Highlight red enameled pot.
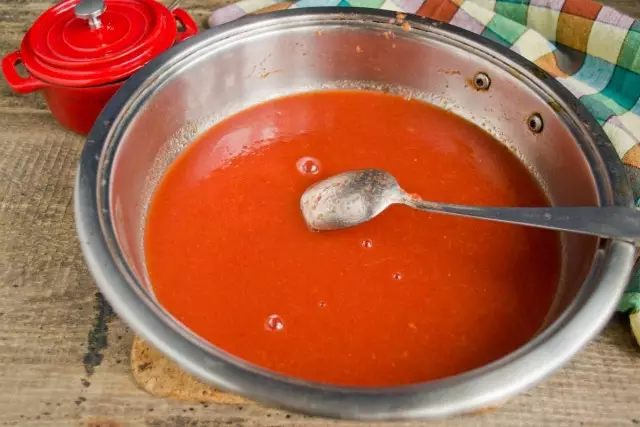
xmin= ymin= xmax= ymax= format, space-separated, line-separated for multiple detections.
xmin=1 ymin=0 xmax=198 ymax=135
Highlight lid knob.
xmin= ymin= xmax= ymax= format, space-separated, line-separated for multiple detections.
xmin=74 ymin=0 xmax=106 ymax=30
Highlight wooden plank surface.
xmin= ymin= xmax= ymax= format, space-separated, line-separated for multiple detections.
xmin=1 ymin=1 xmax=639 ymax=426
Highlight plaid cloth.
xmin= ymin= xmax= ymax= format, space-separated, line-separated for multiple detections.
xmin=210 ymin=0 xmax=640 ymax=342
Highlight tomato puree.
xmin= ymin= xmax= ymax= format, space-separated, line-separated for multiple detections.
xmin=145 ymin=90 xmax=561 ymax=387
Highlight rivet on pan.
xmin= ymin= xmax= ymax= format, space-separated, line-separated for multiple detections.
xmin=527 ymin=113 xmax=544 ymax=133
xmin=473 ymin=72 xmax=491 ymax=90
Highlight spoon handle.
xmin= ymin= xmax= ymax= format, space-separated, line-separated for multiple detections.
xmin=402 ymin=197 xmax=640 ymax=241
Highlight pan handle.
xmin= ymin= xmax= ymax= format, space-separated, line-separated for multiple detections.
xmin=2 ymin=51 xmax=48 ymax=94
xmin=173 ymin=9 xmax=198 ymax=43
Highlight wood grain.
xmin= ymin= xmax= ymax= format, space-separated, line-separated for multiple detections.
xmin=0 ymin=1 xmax=639 ymax=426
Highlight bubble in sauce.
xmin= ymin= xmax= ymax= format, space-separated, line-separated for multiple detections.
xmin=361 ymin=239 xmax=373 ymax=249
xmin=265 ymin=314 xmax=284 ymax=331
xmin=318 ymin=300 xmax=327 ymax=308
xmin=392 ymin=272 xmax=403 ymax=281
xmin=296 ymin=157 xmax=320 ymax=176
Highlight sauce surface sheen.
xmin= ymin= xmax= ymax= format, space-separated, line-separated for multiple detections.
xmin=145 ymin=90 xmax=561 ymax=387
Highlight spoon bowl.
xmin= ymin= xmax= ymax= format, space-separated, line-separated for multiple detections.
xmin=300 ymin=169 xmax=402 ymax=230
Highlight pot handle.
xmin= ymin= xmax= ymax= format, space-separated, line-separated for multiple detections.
xmin=173 ymin=9 xmax=198 ymax=43
xmin=1 ymin=51 xmax=48 ymax=94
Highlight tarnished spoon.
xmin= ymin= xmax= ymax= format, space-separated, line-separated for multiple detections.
xmin=300 ymin=168 xmax=640 ymax=241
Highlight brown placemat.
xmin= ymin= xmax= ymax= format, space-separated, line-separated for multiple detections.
xmin=131 ymin=336 xmax=248 ymax=404
xmin=130 ymin=337 xmax=509 ymax=412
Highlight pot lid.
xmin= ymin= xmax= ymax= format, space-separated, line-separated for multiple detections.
xmin=20 ymin=0 xmax=179 ymax=87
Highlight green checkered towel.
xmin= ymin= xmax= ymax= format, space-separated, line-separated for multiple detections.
xmin=210 ymin=0 xmax=640 ymax=345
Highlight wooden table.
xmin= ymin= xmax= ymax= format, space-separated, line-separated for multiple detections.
xmin=1 ymin=1 xmax=639 ymax=425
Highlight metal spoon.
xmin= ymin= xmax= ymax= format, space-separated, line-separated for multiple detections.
xmin=300 ymin=168 xmax=640 ymax=240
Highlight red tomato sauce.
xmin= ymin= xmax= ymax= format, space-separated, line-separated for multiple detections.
xmin=145 ymin=90 xmax=561 ymax=387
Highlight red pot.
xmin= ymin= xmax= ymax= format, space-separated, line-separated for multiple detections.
xmin=1 ymin=0 xmax=198 ymax=135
